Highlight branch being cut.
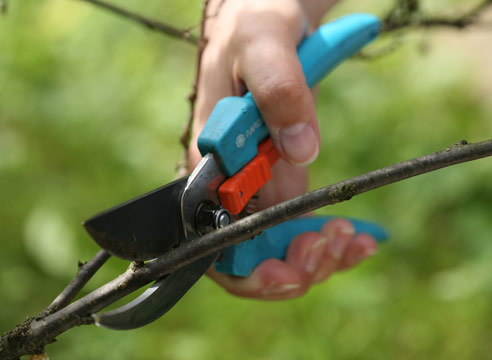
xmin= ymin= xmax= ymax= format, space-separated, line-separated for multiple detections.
xmin=2 ymin=138 xmax=492 ymax=359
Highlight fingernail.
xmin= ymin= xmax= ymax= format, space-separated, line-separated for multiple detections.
xmin=304 ymin=237 xmax=328 ymax=274
xmin=262 ymin=283 xmax=301 ymax=297
xmin=328 ymin=225 xmax=354 ymax=260
xmin=279 ymin=122 xmax=319 ymax=166
xmin=347 ymin=247 xmax=378 ymax=267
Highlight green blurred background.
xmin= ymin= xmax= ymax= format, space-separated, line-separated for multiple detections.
xmin=1 ymin=0 xmax=492 ymax=359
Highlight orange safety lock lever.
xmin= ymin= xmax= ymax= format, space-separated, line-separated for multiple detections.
xmin=218 ymin=138 xmax=279 ymax=215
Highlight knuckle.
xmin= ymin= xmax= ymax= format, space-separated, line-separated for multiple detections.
xmin=283 ymin=7 xmax=305 ymax=31
xmin=232 ymin=24 xmax=255 ymax=47
xmin=256 ymin=78 xmax=307 ymax=111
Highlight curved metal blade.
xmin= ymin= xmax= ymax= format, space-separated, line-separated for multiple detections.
xmin=92 ymin=155 xmax=227 ymax=330
xmin=93 ymin=252 xmax=217 ymax=330
xmin=84 ymin=178 xmax=188 ymax=261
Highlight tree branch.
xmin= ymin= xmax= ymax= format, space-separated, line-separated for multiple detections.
xmin=72 ymin=0 xmax=492 ymax=49
xmin=40 ymin=250 xmax=111 ymax=317
xmin=2 ymin=138 xmax=492 ymax=359
xmin=77 ymin=0 xmax=199 ymax=45
xmin=355 ymin=0 xmax=492 ymax=59
xmin=382 ymin=0 xmax=492 ymax=32
xmin=179 ymin=0 xmax=211 ymax=153
xmin=178 ymin=0 xmax=228 ymax=176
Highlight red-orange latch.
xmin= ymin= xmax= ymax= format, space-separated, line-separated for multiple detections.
xmin=218 ymin=138 xmax=280 ymax=215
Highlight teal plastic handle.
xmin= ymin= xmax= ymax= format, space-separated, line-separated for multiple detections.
xmin=215 ymin=216 xmax=388 ymax=277
xmin=198 ymin=14 xmax=384 ymax=277
xmin=197 ymin=14 xmax=381 ymax=176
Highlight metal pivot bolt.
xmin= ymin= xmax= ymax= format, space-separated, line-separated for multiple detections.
xmin=196 ymin=201 xmax=231 ymax=235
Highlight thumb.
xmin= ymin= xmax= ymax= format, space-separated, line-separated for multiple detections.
xmin=236 ymin=27 xmax=320 ymax=165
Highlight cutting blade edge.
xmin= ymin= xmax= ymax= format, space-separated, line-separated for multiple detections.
xmin=84 ymin=177 xmax=188 ymax=261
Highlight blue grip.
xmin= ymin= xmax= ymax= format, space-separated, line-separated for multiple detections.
xmin=215 ymin=216 xmax=388 ymax=277
xmin=198 ymin=14 xmax=381 ymax=176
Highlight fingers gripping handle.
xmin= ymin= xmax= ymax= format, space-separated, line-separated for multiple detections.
xmin=197 ymin=14 xmax=381 ymax=176
xmin=200 ymin=14 xmax=383 ymax=277
xmin=215 ymin=217 xmax=388 ymax=277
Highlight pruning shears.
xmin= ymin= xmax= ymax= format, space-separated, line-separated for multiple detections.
xmin=84 ymin=14 xmax=388 ymax=330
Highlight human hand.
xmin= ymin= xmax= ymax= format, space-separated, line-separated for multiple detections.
xmin=188 ymin=0 xmax=378 ymax=299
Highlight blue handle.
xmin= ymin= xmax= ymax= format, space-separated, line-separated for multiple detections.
xmin=198 ymin=14 xmax=381 ymax=176
xmin=215 ymin=216 xmax=388 ymax=277
xmin=199 ymin=14 xmax=384 ymax=277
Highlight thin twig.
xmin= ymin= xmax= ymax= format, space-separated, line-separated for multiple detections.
xmin=354 ymin=34 xmax=404 ymax=60
xmin=382 ymin=0 xmax=492 ymax=32
xmin=41 ymin=250 xmax=111 ymax=316
xmin=77 ymin=0 xmax=198 ymax=45
xmin=354 ymin=0 xmax=492 ymax=59
xmin=179 ymin=0 xmax=212 ymax=152
xmin=2 ymin=138 xmax=492 ymax=359
xmin=177 ymin=0 xmax=221 ymax=177
xmin=72 ymin=0 xmax=492 ymax=53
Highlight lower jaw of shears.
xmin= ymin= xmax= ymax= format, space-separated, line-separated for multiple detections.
xmin=92 ymin=252 xmax=217 ymax=330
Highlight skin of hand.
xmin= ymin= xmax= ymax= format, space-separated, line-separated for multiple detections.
xmin=188 ymin=0 xmax=378 ymax=300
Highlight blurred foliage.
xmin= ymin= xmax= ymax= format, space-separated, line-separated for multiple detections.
xmin=1 ymin=0 xmax=492 ymax=359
